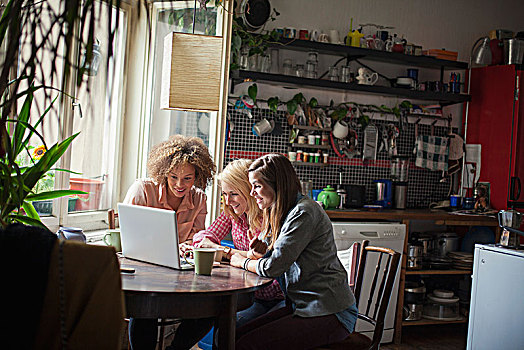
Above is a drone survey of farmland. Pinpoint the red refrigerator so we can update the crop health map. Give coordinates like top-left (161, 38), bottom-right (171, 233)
top-left (465, 64), bottom-right (524, 210)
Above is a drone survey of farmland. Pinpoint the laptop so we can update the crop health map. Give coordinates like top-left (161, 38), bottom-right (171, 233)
top-left (117, 203), bottom-right (193, 270)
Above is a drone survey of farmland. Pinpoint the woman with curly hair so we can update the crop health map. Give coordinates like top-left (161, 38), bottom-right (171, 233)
top-left (192, 159), bottom-right (284, 327)
top-left (124, 134), bottom-right (216, 350)
top-left (124, 134), bottom-right (215, 245)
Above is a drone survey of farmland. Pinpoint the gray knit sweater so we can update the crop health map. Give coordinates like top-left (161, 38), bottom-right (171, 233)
top-left (255, 195), bottom-right (355, 317)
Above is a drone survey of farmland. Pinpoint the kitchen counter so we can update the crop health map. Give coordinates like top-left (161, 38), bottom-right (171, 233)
top-left (326, 207), bottom-right (499, 345)
top-left (326, 208), bottom-right (498, 226)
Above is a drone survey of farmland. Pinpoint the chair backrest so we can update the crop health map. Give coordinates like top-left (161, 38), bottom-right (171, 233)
top-left (108, 208), bottom-right (119, 229)
top-left (353, 241), bottom-right (400, 350)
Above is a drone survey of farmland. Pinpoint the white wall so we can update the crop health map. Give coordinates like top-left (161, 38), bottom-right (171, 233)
top-left (235, 0), bottom-right (524, 128)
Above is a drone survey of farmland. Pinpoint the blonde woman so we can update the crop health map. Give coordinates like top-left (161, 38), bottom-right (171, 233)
top-left (231, 153), bottom-right (358, 349)
top-left (193, 159), bottom-right (284, 327)
top-left (124, 134), bottom-right (216, 350)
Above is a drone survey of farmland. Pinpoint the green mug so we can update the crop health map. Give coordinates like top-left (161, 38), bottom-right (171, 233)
top-left (190, 248), bottom-right (217, 275)
top-left (104, 229), bottom-right (122, 252)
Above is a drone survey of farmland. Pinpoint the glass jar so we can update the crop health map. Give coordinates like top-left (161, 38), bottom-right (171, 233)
top-left (239, 47), bottom-right (249, 70)
top-left (305, 70), bottom-right (317, 79)
top-left (282, 58), bottom-right (293, 75)
top-left (340, 65), bottom-right (351, 83)
top-left (328, 66), bottom-right (339, 81)
top-left (295, 64), bottom-right (305, 77)
top-left (307, 51), bottom-right (318, 62)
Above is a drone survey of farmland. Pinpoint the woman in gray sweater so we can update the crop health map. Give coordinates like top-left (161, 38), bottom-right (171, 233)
top-left (230, 153), bottom-right (358, 349)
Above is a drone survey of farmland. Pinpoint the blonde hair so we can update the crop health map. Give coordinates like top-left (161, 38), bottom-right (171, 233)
top-left (147, 135), bottom-right (216, 189)
top-left (219, 159), bottom-right (262, 236)
top-left (248, 154), bottom-right (301, 250)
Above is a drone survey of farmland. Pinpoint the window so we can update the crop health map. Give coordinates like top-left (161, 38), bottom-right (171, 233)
top-left (15, 0), bottom-right (128, 231)
top-left (137, 1), bottom-right (229, 224)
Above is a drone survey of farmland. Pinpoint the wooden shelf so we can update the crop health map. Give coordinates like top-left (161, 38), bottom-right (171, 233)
top-left (292, 125), bottom-right (332, 131)
top-left (291, 161), bottom-right (328, 167)
top-left (269, 38), bottom-right (469, 70)
top-left (233, 70), bottom-right (470, 106)
top-left (402, 317), bottom-right (467, 326)
top-left (290, 143), bottom-right (331, 150)
top-left (405, 269), bottom-right (472, 275)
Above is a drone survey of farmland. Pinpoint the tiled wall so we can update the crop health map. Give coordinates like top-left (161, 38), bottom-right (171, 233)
top-left (225, 106), bottom-right (454, 209)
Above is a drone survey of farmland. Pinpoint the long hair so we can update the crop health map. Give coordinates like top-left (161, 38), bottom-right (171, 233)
top-left (219, 159), bottom-right (262, 237)
top-left (248, 154), bottom-right (301, 249)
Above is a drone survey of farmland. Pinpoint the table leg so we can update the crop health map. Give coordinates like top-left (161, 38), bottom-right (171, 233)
top-left (218, 293), bottom-right (238, 350)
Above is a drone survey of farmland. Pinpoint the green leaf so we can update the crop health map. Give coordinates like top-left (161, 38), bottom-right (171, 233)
top-left (248, 84), bottom-right (257, 104)
top-left (267, 97), bottom-right (279, 112)
top-left (7, 213), bottom-right (47, 229)
top-left (293, 93), bottom-right (305, 104)
top-left (22, 201), bottom-right (40, 221)
top-left (309, 97), bottom-right (318, 108)
top-left (26, 190), bottom-right (86, 201)
top-left (287, 100), bottom-right (297, 115)
top-left (0, 0), bottom-right (13, 47)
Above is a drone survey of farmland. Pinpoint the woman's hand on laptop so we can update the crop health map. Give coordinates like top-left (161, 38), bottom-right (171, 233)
top-left (179, 242), bottom-right (194, 258)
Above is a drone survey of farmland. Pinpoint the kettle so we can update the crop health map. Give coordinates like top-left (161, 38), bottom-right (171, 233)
top-left (374, 179), bottom-right (392, 208)
top-left (317, 185), bottom-right (340, 210)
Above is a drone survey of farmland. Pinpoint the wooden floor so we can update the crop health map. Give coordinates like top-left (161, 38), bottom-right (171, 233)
top-left (381, 324), bottom-right (468, 350)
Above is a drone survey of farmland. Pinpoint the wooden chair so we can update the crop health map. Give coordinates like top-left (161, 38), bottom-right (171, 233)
top-left (108, 209), bottom-right (179, 349)
top-left (317, 240), bottom-right (401, 350)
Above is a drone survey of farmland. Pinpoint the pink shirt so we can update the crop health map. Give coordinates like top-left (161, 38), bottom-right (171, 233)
top-left (123, 178), bottom-right (207, 243)
top-left (193, 212), bottom-right (284, 301)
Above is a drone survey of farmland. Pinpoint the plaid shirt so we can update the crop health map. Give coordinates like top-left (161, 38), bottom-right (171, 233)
top-left (193, 212), bottom-right (284, 301)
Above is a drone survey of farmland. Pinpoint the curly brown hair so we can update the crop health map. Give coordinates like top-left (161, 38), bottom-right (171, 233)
top-left (147, 135), bottom-right (216, 189)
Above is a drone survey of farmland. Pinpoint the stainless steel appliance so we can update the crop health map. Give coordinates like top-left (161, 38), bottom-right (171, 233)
top-left (332, 222), bottom-right (406, 343)
top-left (407, 243), bottom-right (423, 269)
top-left (374, 179), bottom-right (392, 208)
top-left (393, 182), bottom-right (407, 209)
top-left (467, 244), bottom-right (524, 349)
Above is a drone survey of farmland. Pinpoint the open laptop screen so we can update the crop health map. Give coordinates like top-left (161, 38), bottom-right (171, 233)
top-left (117, 203), bottom-right (191, 269)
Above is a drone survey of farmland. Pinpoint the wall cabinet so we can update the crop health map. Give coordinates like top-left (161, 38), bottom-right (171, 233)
top-left (326, 209), bottom-right (499, 345)
top-left (232, 38), bottom-right (470, 106)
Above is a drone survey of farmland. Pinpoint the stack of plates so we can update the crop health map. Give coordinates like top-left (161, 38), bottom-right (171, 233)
top-left (447, 251), bottom-right (473, 270)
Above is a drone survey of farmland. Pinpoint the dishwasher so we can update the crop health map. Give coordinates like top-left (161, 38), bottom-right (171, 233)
top-left (332, 222), bottom-right (406, 344)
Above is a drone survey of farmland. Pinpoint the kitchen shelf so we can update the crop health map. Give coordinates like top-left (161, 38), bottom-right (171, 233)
top-left (291, 161), bottom-right (328, 167)
top-left (292, 125), bottom-right (332, 132)
top-left (290, 143), bottom-right (331, 150)
top-left (402, 317), bottom-right (467, 326)
top-left (269, 38), bottom-right (468, 70)
top-left (405, 269), bottom-right (472, 275)
top-left (232, 70), bottom-right (470, 106)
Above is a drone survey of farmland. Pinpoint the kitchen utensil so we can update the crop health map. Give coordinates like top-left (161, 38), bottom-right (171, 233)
top-left (362, 124), bottom-right (378, 161)
top-left (407, 243), bottom-right (423, 269)
top-left (343, 184), bottom-right (366, 208)
top-left (403, 303), bottom-right (423, 321)
top-left (374, 179), bottom-right (392, 208)
top-left (503, 39), bottom-right (524, 64)
top-left (393, 182), bottom-right (407, 209)
top-left (437, 233), bottom-right (460, 257)
top-left (391, 156), bottom-right (409, 182)
top-left (396, 76), bottom-right (414, 88)
top-left (498, 209), bottom-right (524, 247)
top-left (404, 282), bottom-right (426, 304)
top-left (317, 185), bottom-right (340, 209)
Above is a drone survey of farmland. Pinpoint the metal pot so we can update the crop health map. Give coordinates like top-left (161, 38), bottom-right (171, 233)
top-left (437, 233), bottom-right (460, 257)
top-left (403, 303), bottom-right (423, 321)
top-left (407, 243), bottom-right (423, 269)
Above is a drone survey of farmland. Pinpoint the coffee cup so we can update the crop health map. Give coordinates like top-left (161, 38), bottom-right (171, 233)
top-left (356, 68), bottom-right (378, 85)
top-left (193, 248), bottom-right (217, 275)
top-left (310, 30), bottom-right (320, 42)
top-left (284, 27), bottom-right (296, 39)
top-left (214, 248), bottom-right (224, 262)
top-left (103, 229), bottom-right (122, 252)
top-left (318, 33), bottom-right (329, 43)
top-left (332, 120), bottom-right (349, 139)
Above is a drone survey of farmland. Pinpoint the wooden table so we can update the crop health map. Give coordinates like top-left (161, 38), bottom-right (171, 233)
top-left (119, 258), bottom-right (273, 350)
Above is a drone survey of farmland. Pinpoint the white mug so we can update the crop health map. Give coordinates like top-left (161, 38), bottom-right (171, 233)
top-left (318, 33), bottom-right (329, 43)
top-left (329, 30), bottom-right (340, 44)
top-left (310, 30), bottom-right (320, 42)
top-left (332, 120), bottom-right (349, 139)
